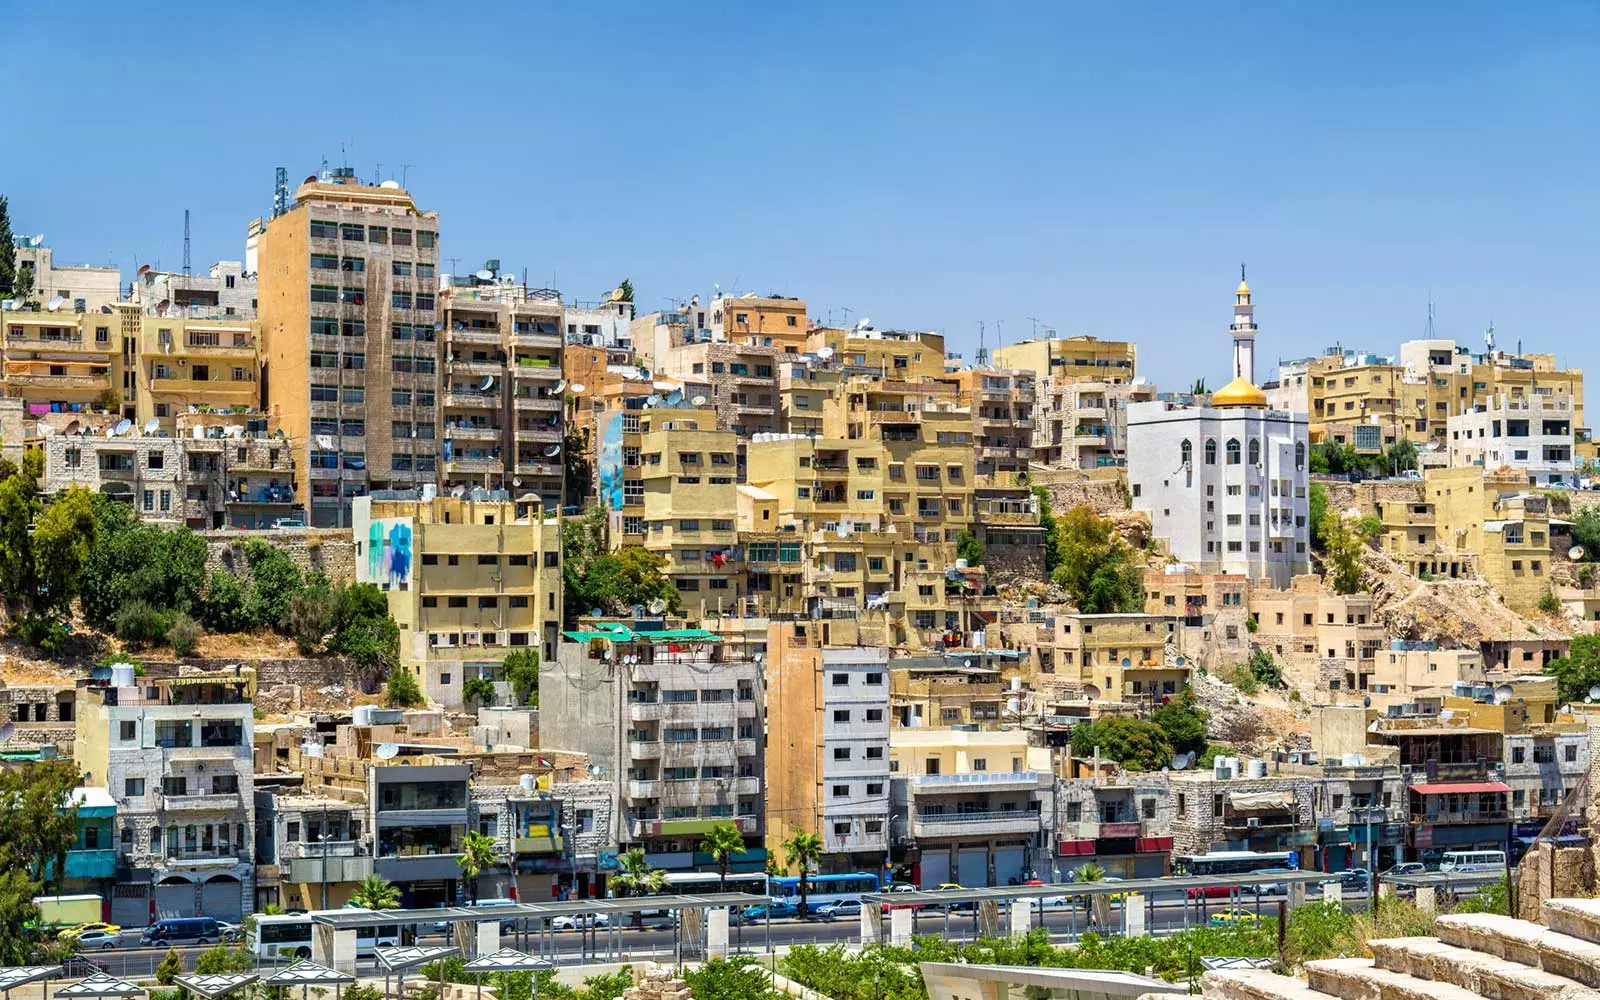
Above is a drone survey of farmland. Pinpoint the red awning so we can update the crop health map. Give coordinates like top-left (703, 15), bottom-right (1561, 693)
top-left (1410, 781), bottom-right (1511, 795)
top-left (1057, 839), bottom-right (1095, 856)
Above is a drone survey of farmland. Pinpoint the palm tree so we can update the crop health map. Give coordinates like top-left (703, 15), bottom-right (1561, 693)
top-left (350, 874), bottom-right (401, 910)
top-left (458, 831), bottom-right (499, 905)
top-left (698, 823), bottom-right (747, 893)
top-left (783, 831), bottom-right (824, 917)
top-left (611, 848), bottom-right (666, 927)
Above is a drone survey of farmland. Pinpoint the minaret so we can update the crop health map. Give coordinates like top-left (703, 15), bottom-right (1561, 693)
top-left (1231, 263), bottom-right (1257, 383)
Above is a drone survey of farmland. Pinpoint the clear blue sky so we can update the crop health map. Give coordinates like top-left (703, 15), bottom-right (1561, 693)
top-left (7, 2), bottom-right (1597, 390)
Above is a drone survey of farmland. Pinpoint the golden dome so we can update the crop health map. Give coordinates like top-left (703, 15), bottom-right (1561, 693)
top-left (1236, 278), bottom-right (1251, 296)
top-left (1210, 375), bottom-right (1267, 409)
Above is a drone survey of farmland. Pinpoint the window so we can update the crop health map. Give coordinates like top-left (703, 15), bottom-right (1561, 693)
top-left (833, 748), bottom-right (850, 761)
top-left (865, 746), bottom-right (884, 759)
top-left (832, 709), bottom-right (850, 723)
top-left (1204, 438), bottom-right (1217, 464)
top-left (1248, 438), bottom-right (1260, 465)
top-left (124, 778), bottom-right (144, 797)
top-left (1226, 438), bottom-right (1241, 464)
top-left (1180, 439), bottom-right (1192, 466)
top-left (831, 673), bottom-right (849, 686)
top-left (119, 720), bottom-right (136, 741)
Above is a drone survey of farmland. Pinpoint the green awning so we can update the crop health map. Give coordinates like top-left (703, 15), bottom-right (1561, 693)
top-left (634, 629), bottom-right (723, 641)
top-left (562, 630), bottom-right (625, 642)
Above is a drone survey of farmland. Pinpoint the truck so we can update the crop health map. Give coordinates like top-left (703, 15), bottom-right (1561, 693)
top-left (33, 895), bottom-right (103, 930)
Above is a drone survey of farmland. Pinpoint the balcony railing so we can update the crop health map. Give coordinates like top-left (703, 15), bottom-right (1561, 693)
top-left (910, 810), bottom-right (1041, 837)
top-left (160, 792), bottom-right (242, 811)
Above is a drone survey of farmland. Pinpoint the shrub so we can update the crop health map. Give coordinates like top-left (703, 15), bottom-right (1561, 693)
top-left (168, 613), bottom-right (202, 658)
top-left (387, 666), bottom-right (424, 708)
top-left (1539, 590), bottom-right (1561, 614)
top-left (155, 947), bottom-right (182, 985)
top-left (15, 615), bottom-right (66, 656)
top-left (114, 600), bottom-right (169, 648)
top-left (287, 590), bottom-right (335, 655)
top-left (202, 570), bottom-right (249, 633)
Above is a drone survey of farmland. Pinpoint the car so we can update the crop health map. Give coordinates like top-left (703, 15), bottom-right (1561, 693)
top-left (740, 901), bottom-right (798, 921)
top-left (1209, 908), bottom-right (1261, 927)
top-left (58, 922), bottom-right (121, 942)
top-left (272, 518), bottom-right (307, 529)
top-left (1029, 895), bottom-right (1070, 911)
top-left (812, 900), bottom-right (862, 921)
top-left (1384, 862), bottom-right (1427, 877)
top-left (73, 930), bottom-right (119, 951)
top-left (217, 921), bottom-right (242, 942)
top-left (1339, 869), bottom-right (1372, 890)
top-left (549, 913), bottom-right (610, 931)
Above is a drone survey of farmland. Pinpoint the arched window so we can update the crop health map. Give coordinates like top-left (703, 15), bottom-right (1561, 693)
top-left (1181, 439), bottom-right (1193, 467)
top-left (1248, 438), bottom-right (1261, 465)
top-left (1204, 439), bottom-right (1217, 464)
top-left (1294, 441), bottom-right (1306, 470)
top-left (1226, 439), bottom-right (1241, 465)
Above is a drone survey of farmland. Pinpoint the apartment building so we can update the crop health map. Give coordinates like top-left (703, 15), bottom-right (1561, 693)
top-left (1441, 676), bottom-right (1586, 833)
top-left (709, 293), bottom-right (808, 352)
top-left (1429, 466), bottom-right (1562, 612)
top-left (1168, 766), bottom-right (1316, 859)
top-left (777, 359), bottom-right (842, 438)
top-left (1447, 393), bottom-right (1577, 485)
top-left (992, 335), bottom-right (1137, 385)
top-left (438, 277), bottom-right (566, 509)
top-left (947, 368), bottom-right (1035, 477)
top-left (655, 341), bottom-right (783, 448)
top-left (1365, 641), bottom-right (1486, 704)
top-left (353, 493), bottom-right (561, 708)
top-left (1140, 566), bottom-right (1249, 672)
top-left (806, 327), bottom-right (946, 380)
top-left (134, 315), bottom-right (259, 431)
top-left (10, 235), bottom-right (122, 312)
top-left (74, 665), bottom-right (256, 925)
top-left (1248, 579), bottom-right (1385, 695)
top-left (1042, 613), bottom-right (1190, 705)
top-left (890, 653), bottom-right (1011, 729)
top-left (889, 728), bottom-right (1053, 887)
top-left (258, 170), bottom-right (441, 526)
top-left (1, 303), bottom-right (135, 415)
top-left (255, 787), bottom-right (368, 911)
top-left (56, 788), bottom-right (118, 902)
top-left (131, 262), bottom-right (257, 319)
top-left (1031, 377), bottom-right (1156, 469)
top-left (640, 419), bottom-right (742, 610)
top-left (1367, 712), bottom-right (1508, 863)
top-left (40, 410), bottom-right (298, 528)
top-left (1054, 772), bottom-right (1175, 879)
top-left (765, 633), bottom-right (891, 872)
top-left (563, 293), bottom-right (636, 349)
top-left (543, 626), bottom-right (765, 869)
top-left (1374, 494), bottom-right (1466, 579)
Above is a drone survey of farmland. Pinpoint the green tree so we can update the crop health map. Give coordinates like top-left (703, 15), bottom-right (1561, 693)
top-left (387, 666), bottom-right (424, 708)
top-left (156, 947), bottom-right (182, 985)
top-left (167, 612), bottom-right (202, 658)
top-left (0, 196), bottom-right (16, 298)
top-left (1312, 440), bottom-right (1363, 476)
top-left (1191, 378), bottom-right (1208, 396)
top-left (1320, 512), bottom-right (1367, 595)
top-left (683, 959), bottom-right (784, 1000)
top-left (1308, 482), bottom-right (1330, 553)
top-left (0, 449), bottom-right (44, 609)
top-left (242, 538), bottom-right (303, 629)
top-left (1149, 690), bottom-right (1208, 756)
top-left (458, 830), bottom-right (499, 904)
top-left (614, 546), bottom-right (681, 613)
top-left (463, 676), bottom-right (496, 707)
top-left (1246, 648), bottom-right (1283, 688)
top-left (287, 587), bottom-right (336, 654)
top-left (350, 874), bottom-right (401, 910)
top-left (80, 504), bottom-right (208, 627)
top-left (1382, 439), bottom-right (1418, 477)
top-left (1067, 716), bottom-right (1172, 771)
top-left (955, 530), bottom-right (983, 567)
top-left (502, 649), bottom-right (540, 706)
top-left (201, 570), bottom-right (250, 633)
top-left (609, 848), bottom-right (665, 927)
top-left (782, 832), bottom-right (824, 916)
top-left (327, 582), bottom-right (401, 670)
top-left (1051, 506), bottom-right (1141, 613)
top-left (30, 487), bottom-right (96, 615)
top-left (699, 822), bottom-right (747, 893)
top-left (616, 279), bottom-right (634, 303)
top-left (0, 758), bottom-right (81, 895)
top-left (1572, 507), bottom-right (1600, 561)
top-left (114, 599), bottom-right (170, 648)
top-left (1545, 634), bottom-right (1600, 704)
top-left (194, 943), bottom-right (254, 974)
top-left (563, 431), bottom-right (592, 505)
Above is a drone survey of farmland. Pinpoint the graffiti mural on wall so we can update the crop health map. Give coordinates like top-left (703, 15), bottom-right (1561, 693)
top-left (368, 517), bottom-right (415, 587)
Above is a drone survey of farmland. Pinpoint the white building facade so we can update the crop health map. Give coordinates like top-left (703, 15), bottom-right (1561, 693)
top-left (817, 646), bottom-right (892, 861)
top-left (1446, 393), bottom-right (1576, 485)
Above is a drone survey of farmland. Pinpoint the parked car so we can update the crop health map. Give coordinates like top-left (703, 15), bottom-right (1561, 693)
top-left (933, 884), bottom-right (975, 911)
top-left (141, 917), bottom-right (223, 947)
top-left (812, 900), bottom-right (862, 922)
top-left (550, 913), bottom-right (610, 931)
top-left (740, 901), bottom-right (798, 921)
top-left (272, 518), bottom-right (307, 529)
top-left (59, 922), bottom-right (121, 942)
top-left (1029, 894), bottom-right (1070, 911)
top-left (1208, 908), bottom-right (1260, 927)
top-left (1339, 869), bottom-right (1372, 891)
top-left (73, 930), bottom-right (119, 951)
top-left (217, 921), bottom-right (242, 942)
top-left (1384, 862), bottom-right (1427, 877)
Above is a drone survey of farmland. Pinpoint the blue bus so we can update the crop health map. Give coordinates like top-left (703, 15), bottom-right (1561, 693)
top-left (769, 872), bottom-right (881, 908)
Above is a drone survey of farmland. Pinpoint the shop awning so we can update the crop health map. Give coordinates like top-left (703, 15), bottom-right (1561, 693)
top-left (1228, 790), bottom-right (1295, 810)
top-left (1410, 781), bottom-right (1511, 795)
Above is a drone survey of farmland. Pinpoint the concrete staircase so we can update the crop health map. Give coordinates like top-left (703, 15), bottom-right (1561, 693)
top-left (1202, 898), bottom-right (1600, 1000)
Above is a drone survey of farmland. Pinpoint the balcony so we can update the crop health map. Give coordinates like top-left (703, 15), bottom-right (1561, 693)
top-left (4, 372), bottom-right (111, 390)
top-left (629, 740), bottom-right (662, 760)
top-left (285, 854), bottom-right (373, 883)
top-left (1416, 810), bottom-right (1510, 825)
top-left (514, 396), bottom-right (562, 412)
top-left (164, 849), bottom-right (248, 866)
top-left (447, 326), bottom-right (502, 346)
top-left (163, 745), bottom-right (247, 761)
top-left (514, 331), bottom-right (563, 350)
top-left (513, 834), bottom-right (565, 855)
top-left (512, 363), bottom-right (562, 380)
top-left (449, 360), bottom-right (504, 377)
top-left (444, 391), bottom-right (501, 409)
top-left (443, 425), bottom-right (503, 442)
top-left (515, 427), bottom-right (563, 444)
top-left (446, 456), bottom-right (504, 473)
top-left (626, 779), bottom-right (659, 799)
top-left (160, 792), bottom-right (243, 812)
top-left (628, 702), bottom-right (667, 721)
top-left (910, 810), bottom-right (1042, 839)
top-left (907, 771), bottom-right (1046, 794)
top-left (514, 461), bottom-right (562, 477)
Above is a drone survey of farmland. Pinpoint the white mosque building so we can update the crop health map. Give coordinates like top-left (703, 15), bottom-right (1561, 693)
top-left (1126, 271), bottom-right (1311, 587)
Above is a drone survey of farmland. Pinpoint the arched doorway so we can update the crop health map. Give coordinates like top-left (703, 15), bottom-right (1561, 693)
top-left (154, 875), bottom-right (194, 919)
top-left (199, 873), bottom-right (243, 923)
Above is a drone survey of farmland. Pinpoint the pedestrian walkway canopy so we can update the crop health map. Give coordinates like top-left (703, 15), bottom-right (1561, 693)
top-left (173, 974), bottom-right (260, 1000)
top-left (463, 950), bottom-right (554, 973)
top-left (54, 975), bottom-right (142, 998)
top-left (263, 962), bottom-right (356, 987)
top-left (375, 947), bottom-right (459, 973)
top-left (0, 967), bottom-right (60, 994)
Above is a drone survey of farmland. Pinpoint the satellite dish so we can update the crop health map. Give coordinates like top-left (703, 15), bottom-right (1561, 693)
top-left (692, 395), bottom-right (708, 407)
top-left (648, 598), bottom-right (667, 615)
top-left (638, 367), bottom-right (652, 381)
top-left (450, 485), bottom-right (466, 498)
top-left (1083, 684), bottom-right (1101, 701)
top-left (569, 383), bottom-right (585, 394)
top-left (1587, 684), bottom-right (1600, 702)
top-left (112, 418), bottom-right (132, 437)
top-left (552, 379), bottom-right (567, 393)
top-left (0, 722), bottom-right (15, 743)
top-left (374, 743), bottom-right (400, 760)
top-left (1493, 684), bottom-right (1515, 705)
top-left (818, 346), bottom-right (835, 359)
top-left (1570, 546), bottom-right (1585, 560)
top-left (475, 269), bottom-right (495, 281)
top-left (1363, 695), bottom-right (1371, 708)
top-left (143, 418), bottom-right (160, 435)
top-left (1170, 752), bottom-right (1191, 770)
top-left (477, 376), bottom-right (495, 392)
top-left (512, 477), bottom-right (522, 487)
top-left (46, 296), bottom-right (65, 312)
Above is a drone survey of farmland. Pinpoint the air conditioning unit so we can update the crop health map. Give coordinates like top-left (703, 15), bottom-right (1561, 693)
top-left (1246, 817), bottom-right (1261, 828)
top-left (464, 630), bottom-right (482, 646)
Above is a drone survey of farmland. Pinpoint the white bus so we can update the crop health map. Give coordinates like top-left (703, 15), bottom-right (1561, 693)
top-left (247, 910), bottom-right (401, 961)
top-left (1439, 850), bottom-right (1505, 873)
top-left (1173, 850), bottom-right (1298, 898)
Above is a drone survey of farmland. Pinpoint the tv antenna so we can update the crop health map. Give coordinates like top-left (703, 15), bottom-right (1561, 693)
top-left (182, 209), bottom-right (191, 276)
top-left (273, 167), bottom-right (289, 219)
top-left (399, 164), bottom-right (415, 188)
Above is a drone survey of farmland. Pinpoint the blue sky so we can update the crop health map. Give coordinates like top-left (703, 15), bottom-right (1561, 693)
top-left (7, 2), bottom-right (1597, 389)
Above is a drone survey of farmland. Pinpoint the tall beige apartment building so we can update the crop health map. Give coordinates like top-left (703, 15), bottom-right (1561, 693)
top-left (257, 170), bottom-right (441, 527)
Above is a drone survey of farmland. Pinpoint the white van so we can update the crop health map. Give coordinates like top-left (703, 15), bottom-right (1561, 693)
top-left (1439, 850), bottom-right (1505, 873)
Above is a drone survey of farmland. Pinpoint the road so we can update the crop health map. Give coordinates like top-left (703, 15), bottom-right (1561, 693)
top-left (79, 889), bottom-right (1373, 977)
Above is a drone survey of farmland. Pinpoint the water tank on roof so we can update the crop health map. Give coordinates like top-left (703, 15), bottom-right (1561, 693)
top-left (520, 774), bottom-right (535, 793)
top-left (109, 663), bottom-right (136, 688)
top-left (352, 705), bottom-right (376, 726)
top-left (1247, 759), bottom-right (1268, 778)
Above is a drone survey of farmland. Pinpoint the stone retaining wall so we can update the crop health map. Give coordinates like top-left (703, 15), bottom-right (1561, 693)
top-left (199, 529), bottom-right (357, 585)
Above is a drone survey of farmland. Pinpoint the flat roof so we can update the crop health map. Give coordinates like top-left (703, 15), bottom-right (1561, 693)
top-left (310, 892), bottom-right (769, 928)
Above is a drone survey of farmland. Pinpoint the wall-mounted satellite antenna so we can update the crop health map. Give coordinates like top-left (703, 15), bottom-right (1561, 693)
top-left (665, 389), bottom-right (684, 407)
top-left (475, 269), bottom-right (495, 282)
top-left (374, 743), bottom-right (400, 760)
top-left (477, 376), bottom-right (496, 392)
top-left (450, 485), bottom-right (466, 498)
top-left (648, 598), bottom-right (667, 615)
top-left (1170, 752), bottom-right (1192, 770)
top-left (112, 418), bottom-right (132, 437)
top-left (512, 477), bottom-right (522, 487)
top-left (1082, 684), bottom-right (1101, 701)
top-left (569, 383), bottom-right (585, 394)
top-left (552, 379), bottom-right (567, 394)
top-left (1493, 684), bottom-right (1516, 705)
top-left (1570, 545), bottom-right (1585, 560)
top-left (46, 296), bottom-right (65, 312)
top-left (818, 346), bottom-right (834, 359)
top-left (143, 418), bottom-right (160, 435)
top-left (1587, 684), bottom-right (1600, 702)
top-left (692, 395), bottom-right (708, 407)
top-left (543, 443), bottom-right (562, 458)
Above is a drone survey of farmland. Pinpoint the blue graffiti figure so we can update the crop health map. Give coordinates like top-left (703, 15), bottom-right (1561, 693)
top-left (386, 520), bottom-right (413, 588)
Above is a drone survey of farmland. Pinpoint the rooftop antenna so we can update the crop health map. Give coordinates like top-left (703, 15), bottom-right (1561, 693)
top-left (977, 321), bottom-right (987, 365)
top-left (1425, 294), bottom-right (1437, 339)
top-left (399, 164), bottom-right (415, 188)
top-left (272, 167), bottom-right (289, 219)
top-left (1025, 316), bottom-right (1040, 340)
top-left (182, 209), bottom-right (191, 276)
